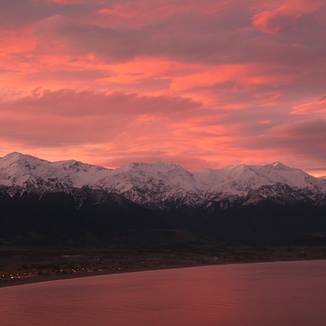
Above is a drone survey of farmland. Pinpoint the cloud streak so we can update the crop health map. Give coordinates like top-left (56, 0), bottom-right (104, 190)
top-left (0, 89), bottom-right (202, 144)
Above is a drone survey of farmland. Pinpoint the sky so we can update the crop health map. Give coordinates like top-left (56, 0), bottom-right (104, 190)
top-left (0, 0), bottom-right (325, 176)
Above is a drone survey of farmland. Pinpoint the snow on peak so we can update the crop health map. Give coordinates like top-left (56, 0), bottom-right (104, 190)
top-left (1, 152), bottom-right (46, 165)
top-left (2, 152), bottom-right (24, 161)
top-left (194, 162), bottom-right (323, 197)
top-left (50, 159), bottom-right (109, 188)
top-left (0, 152), bottom-right (59, 188)
top-left (121, 161), bottom-right (184, 172)
top-left (0, 152), bottom-right (108, 189)
top-left (269, 162), bottom-right (290, 169)
top-left (97, 160), bottom-right (198, 205)
top-left (0, 152), bottom-right (325, 205)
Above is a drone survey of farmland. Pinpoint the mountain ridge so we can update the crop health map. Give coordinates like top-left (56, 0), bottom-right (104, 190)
top-left (0, 152), bottom-right (325, 208)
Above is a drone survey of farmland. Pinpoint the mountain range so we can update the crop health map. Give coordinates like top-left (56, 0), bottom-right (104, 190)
top-left (1, 152), bottom-right (325, 207)
top-left (1, 152), bottom-right (326, 246)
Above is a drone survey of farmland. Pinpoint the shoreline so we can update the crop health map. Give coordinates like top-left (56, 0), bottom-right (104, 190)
top-left (1, 260), bottom-right (210, 288)
top-left (2, 256), bottom-right (326, 289)
top-left (0, 263), bottom-right (194, 288)
top-left (2, 243), bottom-right (326, 289)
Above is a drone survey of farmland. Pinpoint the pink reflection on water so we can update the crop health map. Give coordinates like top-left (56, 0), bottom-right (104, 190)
top-left (1, 260), bottom-right (326, 325)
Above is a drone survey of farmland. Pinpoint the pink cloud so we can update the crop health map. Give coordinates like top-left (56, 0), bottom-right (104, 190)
top-left (244, 119), bottom-right (326, 165)
top-left (1, 0), bottom-right (326, 173)
top-left (0, 88), bottom-right (242, 171)
top-left (44, 0), bottom-right (101, 4)
top-left (97, 1), bottom-right (234, 22)
top-left (51, 0), bottom-right (85, 3)
top-left (32, 2), bottom-right (326, 75)
top-left (292, 99), bottom-right (326, 115)
top-left (252, 0), bottom-right (324, 34)
top-left (0, 89), bottom-right (202, 147)
top-left (35, 15), bottom-right (144, 62)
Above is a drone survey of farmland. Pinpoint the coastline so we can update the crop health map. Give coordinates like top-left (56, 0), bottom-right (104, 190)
top-left (0, 246), bottom-right (326, 289)
top-left (0, 261), bottom-right (202, 288)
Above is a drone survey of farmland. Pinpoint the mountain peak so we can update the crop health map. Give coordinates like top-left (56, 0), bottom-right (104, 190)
top-left (2, 152), bottom-right (28, 161)
top-left (270, 162), bottom-right (289, 169)
top-left (3, 151), bottom-right (22, 158)
top-left (1, 152), bottom-right (48, 165)
top-left (54, 159), bottom-right (87, 168)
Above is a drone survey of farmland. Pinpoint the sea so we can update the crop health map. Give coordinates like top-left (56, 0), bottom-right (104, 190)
top-left (1, 260), bottom-right (326, 325)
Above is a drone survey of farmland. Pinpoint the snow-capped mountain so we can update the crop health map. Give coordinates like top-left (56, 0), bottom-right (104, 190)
top-left (0, 152), bottom-right (325, 207)
top-left (97, 162), bottom-right (202, 208)
top-left (0, 152), bottom-right (71, 191)
top-left (195, 162), bottom-right (321, 193)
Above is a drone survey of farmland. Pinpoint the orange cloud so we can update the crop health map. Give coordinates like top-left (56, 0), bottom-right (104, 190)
top-left (243, 119), bottom-right (326, 169)
top-left (98, 0), bottom-right (227, 26)
top-left (170, 65), bottom-right (250, 92)
top-left (98, 6), bottom-right (135, 19)
top-left (292, 98), bottom-right (326, 115)
top-left (0, 89), bottom-right (202, 146)
top-left (252, 0), bottom-right (324, 34)
top-left (45, 0), bottom-right (96, 4)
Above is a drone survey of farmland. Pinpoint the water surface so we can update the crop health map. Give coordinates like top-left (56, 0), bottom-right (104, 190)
top-left (1, 260), bottom-right (326, 325)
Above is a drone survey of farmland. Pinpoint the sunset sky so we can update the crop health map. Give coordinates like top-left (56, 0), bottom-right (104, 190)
top-left (1, 0), bottom-right (325, 176)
